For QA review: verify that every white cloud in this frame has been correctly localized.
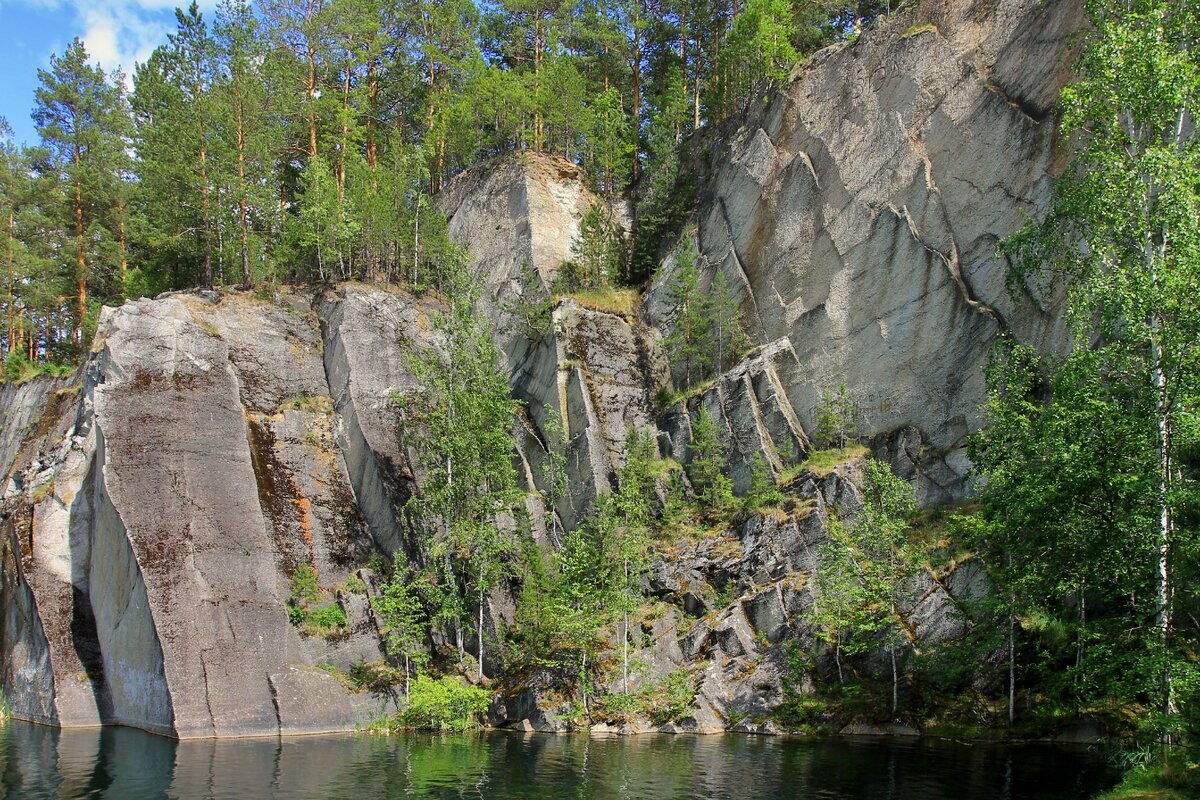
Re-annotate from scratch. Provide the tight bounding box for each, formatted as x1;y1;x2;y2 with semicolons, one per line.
34;0;220;83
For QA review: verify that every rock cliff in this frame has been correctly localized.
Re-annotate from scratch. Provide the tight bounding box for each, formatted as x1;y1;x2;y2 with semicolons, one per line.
648;0;1084;504
0;0;1081;737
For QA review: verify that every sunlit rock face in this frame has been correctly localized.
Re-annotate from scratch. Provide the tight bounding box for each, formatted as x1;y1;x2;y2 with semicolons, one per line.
0;0;1083;737
648;0;1084;504
1;293;398;737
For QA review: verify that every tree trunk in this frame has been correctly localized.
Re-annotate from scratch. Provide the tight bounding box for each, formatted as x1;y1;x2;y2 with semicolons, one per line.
478;582;485;682
200;143;213;288
622;610;629;694
630;4;642;184
534;18;544;152
1148;225;1176;733
307;46;318;158
1076;589;1085;675
236;100;252;290
6;205;14;354
117;214;128;291
890;641;898;717
366;63;379;169
1008;613;1015;726
581;652;590;717
337;66;351;203
73;152;86;347
835;633;844;684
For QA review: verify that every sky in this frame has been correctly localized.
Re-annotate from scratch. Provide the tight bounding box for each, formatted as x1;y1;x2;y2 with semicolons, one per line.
0;0;216;145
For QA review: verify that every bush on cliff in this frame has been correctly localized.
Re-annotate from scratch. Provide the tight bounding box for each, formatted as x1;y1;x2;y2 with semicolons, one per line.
396;676;491;732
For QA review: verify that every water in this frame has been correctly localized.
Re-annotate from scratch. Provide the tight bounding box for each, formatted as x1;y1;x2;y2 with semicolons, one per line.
0;720;1115;799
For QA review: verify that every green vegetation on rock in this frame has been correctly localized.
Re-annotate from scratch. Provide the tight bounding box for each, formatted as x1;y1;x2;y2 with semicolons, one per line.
394;675;491;732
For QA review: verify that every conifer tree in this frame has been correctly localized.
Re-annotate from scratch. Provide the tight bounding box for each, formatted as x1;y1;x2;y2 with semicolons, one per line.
687;406;734;521
34;38;130;347
215;0;284;289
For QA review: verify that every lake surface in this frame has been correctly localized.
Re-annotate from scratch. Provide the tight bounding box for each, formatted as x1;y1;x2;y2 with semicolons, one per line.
0;720;1115;799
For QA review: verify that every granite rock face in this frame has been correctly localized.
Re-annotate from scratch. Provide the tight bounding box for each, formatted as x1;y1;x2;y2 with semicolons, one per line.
0;293;403;737
0;0;1081;737
647;0;1085;504
587;460;983;732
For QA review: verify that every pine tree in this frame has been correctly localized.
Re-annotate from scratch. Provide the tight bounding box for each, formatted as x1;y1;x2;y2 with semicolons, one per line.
215;0;284;290
562;200;623;290
687;406;733;522
34;38;130;347
661;240;710;389
712;0;798;120
815;381;857;449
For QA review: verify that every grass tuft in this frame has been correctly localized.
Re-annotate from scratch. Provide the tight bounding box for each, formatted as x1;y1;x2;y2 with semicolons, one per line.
779;445;870;483
555;287;639;317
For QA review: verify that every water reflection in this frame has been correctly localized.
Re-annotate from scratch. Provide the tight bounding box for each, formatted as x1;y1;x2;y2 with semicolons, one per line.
0;721;1113;799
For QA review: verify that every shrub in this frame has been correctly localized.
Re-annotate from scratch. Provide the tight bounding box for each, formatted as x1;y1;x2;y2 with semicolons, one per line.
286;563;347;637
640;668;697;724
306;603;347;631
348;660;405;694
397;675;491;731
596;668;698;725
289;564;322;606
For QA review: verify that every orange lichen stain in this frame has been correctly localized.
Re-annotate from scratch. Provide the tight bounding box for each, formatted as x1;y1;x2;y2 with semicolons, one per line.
296;495;315;563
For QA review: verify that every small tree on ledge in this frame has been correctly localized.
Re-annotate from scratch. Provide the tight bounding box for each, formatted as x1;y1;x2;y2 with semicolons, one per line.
815;381;858;449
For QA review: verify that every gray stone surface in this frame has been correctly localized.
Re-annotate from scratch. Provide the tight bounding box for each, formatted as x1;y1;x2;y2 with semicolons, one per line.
647;0;1084;505
0;0;1083;738
0;292;404;737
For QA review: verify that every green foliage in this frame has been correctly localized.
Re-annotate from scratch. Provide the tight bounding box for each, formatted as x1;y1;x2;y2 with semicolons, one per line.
499;260;552;341
712;0;799;119
372;553;429;691
396;675;491;731
807;460;920;711
975;0;1200;747
518;429;659;705
306;602;348;631
630;161;697;286
289;563;322;605
347;660;406;695
743;453;784;513
779;444;870;483
539;405;569;547
558;202;626;290
598;668;697;725
686;407;734;523
0;0;909;364
404;273;522;679
815;381;858;449
1093;751;1200;800
1;352;73;385
286;563;347;637
660;241;748;392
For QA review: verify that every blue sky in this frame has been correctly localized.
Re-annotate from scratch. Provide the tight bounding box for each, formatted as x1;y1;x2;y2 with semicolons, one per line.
0;0;216;145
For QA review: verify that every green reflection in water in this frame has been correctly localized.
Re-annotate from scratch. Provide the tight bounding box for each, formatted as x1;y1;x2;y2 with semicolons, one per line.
0;721;1114;800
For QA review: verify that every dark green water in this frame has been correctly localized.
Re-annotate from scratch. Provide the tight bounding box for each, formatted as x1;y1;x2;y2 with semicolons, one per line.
0;720;1115;799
